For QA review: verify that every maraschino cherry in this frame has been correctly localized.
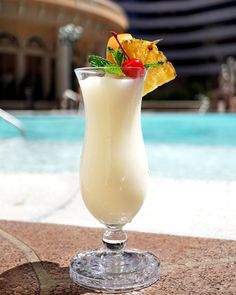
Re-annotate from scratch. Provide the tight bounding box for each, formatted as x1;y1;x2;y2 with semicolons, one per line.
109;31;145;78
121;58;145;78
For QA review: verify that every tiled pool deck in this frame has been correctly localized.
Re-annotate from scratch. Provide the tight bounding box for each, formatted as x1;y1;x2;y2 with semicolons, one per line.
1;174;236;294
0;220;236;294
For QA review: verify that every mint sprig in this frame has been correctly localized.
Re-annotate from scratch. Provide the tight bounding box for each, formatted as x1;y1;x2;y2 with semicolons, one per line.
88;55;113;67
88;54;165;76
144;61;164;68
107;47;126;66
88;55;124;76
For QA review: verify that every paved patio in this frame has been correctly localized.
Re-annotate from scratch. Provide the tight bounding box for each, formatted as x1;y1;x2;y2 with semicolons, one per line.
1;173;236;294
0;220;236;294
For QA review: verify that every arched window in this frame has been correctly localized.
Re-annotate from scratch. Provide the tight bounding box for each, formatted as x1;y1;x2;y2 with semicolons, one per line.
26;36;46;51
25;36;46;78
0;32;19;100
20;36;46;106
0;32;19;47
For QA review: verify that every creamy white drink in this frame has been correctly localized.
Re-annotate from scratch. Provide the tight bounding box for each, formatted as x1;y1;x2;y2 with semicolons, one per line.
70;31;174;290
79;73;148;225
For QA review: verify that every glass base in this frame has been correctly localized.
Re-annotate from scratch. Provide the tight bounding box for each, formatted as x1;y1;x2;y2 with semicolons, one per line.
69;248;160;293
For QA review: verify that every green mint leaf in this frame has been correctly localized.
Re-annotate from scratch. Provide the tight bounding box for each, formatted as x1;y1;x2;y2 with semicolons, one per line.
88;55;124;76
107;47;118;64
88;55;113;67
107;47;126;66
144;61;164;69
116;48;126;66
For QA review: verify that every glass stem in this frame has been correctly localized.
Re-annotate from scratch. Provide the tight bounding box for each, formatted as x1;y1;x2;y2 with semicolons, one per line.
103;225;127;252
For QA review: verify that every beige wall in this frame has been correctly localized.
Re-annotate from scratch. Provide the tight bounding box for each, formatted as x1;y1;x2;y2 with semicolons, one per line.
0;19;57;50
0;0;128;109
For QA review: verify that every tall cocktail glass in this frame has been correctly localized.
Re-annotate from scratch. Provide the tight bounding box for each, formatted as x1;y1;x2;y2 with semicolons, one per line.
70;67;160;293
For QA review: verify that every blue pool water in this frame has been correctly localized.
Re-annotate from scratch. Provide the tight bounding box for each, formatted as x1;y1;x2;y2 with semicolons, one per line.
1;113;236;146
0;113;236;180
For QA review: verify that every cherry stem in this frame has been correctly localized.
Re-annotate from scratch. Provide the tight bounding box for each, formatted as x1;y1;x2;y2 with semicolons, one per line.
108;31;131;60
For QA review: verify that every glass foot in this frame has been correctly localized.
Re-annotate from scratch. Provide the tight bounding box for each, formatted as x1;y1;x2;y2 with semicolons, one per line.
70;248;160;293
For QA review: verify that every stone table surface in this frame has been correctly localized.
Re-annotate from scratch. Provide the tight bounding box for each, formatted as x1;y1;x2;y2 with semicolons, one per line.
0;220;236;295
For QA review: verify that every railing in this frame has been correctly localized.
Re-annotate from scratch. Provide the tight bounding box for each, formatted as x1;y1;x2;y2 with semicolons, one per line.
0;108;25;136
129;5;236;28
142;97;210;113
61;89;82;110
197;95;210;113
121;0;234;13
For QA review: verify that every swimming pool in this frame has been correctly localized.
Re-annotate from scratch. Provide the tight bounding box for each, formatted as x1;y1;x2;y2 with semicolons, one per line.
1;112;236;145
0;112;236;181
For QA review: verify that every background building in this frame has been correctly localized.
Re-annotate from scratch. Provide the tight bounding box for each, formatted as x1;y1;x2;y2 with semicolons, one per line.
0;0;128;110
116;0;236;105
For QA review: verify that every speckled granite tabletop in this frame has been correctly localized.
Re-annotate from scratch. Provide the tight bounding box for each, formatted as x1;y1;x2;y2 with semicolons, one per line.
0;220;236;294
